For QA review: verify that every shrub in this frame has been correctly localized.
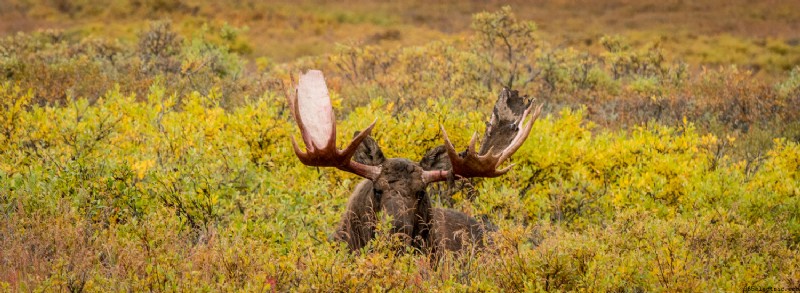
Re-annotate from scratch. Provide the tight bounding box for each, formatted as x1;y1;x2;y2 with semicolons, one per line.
2;5;800;291
1;84;798;290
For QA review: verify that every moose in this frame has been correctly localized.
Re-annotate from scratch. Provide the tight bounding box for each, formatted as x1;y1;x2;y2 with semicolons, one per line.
288;70;542;254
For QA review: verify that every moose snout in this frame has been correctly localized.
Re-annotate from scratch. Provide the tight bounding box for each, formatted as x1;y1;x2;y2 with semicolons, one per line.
390;217;414;243
379;199;416;239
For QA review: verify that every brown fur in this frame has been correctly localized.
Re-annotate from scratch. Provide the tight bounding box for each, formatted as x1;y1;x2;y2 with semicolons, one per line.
331;150;485;254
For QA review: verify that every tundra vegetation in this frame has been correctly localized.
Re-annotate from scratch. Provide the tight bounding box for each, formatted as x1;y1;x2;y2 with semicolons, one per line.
1;1;799;292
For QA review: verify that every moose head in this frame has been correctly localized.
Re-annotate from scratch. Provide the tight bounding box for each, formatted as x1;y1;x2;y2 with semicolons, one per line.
288;70;542;253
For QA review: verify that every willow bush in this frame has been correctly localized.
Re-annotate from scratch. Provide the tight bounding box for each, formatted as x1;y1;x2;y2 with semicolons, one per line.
1;80;798;291
1;5;799;292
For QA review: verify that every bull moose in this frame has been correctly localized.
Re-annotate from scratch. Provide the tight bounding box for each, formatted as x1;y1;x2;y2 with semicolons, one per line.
288;70;542;254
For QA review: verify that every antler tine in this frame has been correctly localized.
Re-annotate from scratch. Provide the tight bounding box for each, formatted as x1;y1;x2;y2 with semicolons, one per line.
440;125;459;164
468;132;479;154
337;120;381;179
288;70;381;180
339;119;377;160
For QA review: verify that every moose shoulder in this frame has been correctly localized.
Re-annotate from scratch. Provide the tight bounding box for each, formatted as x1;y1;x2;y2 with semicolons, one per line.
288;70;542;254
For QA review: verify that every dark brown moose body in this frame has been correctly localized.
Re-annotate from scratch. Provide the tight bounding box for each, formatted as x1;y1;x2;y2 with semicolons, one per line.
288;70;542;254
330;158;486;253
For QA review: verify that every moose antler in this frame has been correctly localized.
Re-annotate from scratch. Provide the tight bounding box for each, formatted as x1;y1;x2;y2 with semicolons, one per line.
288;70;381;180
422;88;543;183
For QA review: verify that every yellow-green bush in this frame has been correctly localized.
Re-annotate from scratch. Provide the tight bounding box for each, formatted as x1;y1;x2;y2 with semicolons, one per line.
1;80;798;291
2;3;800;292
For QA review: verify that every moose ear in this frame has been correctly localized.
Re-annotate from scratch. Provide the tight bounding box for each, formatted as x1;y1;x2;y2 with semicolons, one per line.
352;131;386;166
419;145;452;171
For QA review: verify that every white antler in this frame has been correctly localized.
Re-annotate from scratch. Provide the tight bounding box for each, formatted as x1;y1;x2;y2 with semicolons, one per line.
288;70;381;180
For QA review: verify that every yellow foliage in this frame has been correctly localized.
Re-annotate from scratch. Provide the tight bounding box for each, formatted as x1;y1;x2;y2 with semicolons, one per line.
1;3;800;290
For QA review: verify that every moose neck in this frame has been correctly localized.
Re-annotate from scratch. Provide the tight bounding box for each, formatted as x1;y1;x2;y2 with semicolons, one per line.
410;191;434;254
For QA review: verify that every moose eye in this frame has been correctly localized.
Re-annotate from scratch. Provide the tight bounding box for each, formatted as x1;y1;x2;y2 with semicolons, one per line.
415;190;425;199
373;189;383;202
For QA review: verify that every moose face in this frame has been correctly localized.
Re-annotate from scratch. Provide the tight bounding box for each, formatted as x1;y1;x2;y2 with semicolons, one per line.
370;158;428;239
